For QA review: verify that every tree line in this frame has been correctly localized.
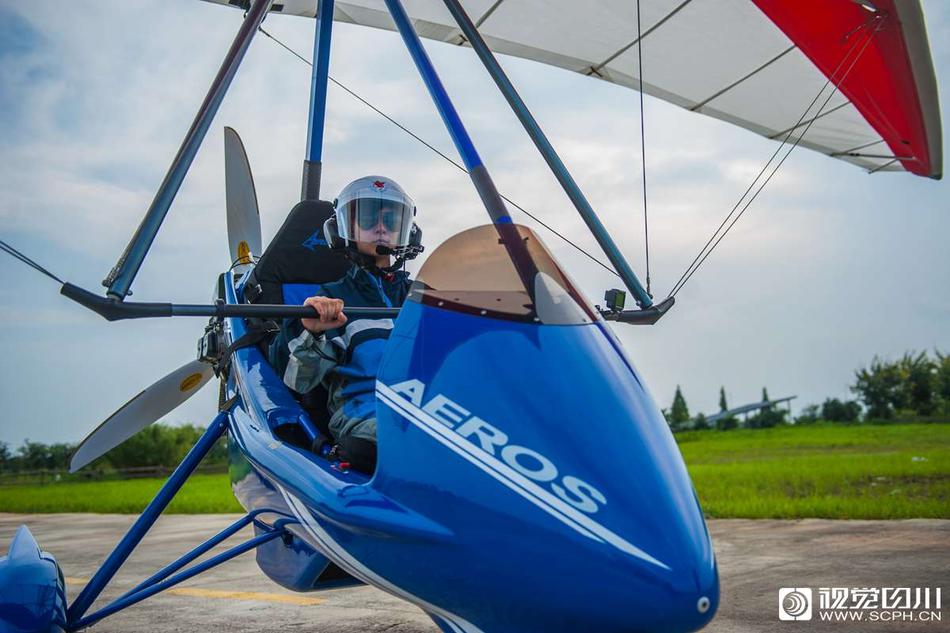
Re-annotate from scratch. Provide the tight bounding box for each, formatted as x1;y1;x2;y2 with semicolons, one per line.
0;424;228;474
3;350;947;470
665;349;950;432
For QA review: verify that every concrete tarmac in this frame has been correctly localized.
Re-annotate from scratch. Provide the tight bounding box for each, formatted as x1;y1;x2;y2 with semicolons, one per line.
1;514;947;632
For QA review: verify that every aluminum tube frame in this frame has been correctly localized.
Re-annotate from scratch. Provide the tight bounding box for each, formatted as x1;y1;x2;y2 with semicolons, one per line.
61;281;399;322
441;0;653;309
302;0;335;200
383;0;512;225
69;529;284;631
105;0;274;299
66;412;230;622
117;511;268;601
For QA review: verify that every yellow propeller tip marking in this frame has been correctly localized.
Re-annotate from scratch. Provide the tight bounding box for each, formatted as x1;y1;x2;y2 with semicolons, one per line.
179;373;204;392
237;240;252;264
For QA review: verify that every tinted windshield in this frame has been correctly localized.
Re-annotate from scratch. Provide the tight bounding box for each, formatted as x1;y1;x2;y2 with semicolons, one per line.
409;224;598;325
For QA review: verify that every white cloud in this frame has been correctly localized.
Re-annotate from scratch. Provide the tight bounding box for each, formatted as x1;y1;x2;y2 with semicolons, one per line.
0;0;948;447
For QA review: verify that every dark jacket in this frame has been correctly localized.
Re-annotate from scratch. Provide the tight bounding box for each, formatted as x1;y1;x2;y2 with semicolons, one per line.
269;265;411;444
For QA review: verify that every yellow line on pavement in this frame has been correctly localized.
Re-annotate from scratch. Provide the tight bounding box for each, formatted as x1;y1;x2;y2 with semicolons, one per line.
64;577;324;606
166;587;325;605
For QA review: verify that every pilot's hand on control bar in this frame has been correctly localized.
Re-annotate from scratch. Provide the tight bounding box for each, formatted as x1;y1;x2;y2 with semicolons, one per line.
301;296;347;333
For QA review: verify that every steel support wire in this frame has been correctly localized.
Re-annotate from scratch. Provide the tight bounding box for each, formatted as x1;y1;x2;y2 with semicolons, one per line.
0;239;63;284
441;0;653;308
667;16;884;298
636;0;651;297
384;0;545;295
257;26;620;279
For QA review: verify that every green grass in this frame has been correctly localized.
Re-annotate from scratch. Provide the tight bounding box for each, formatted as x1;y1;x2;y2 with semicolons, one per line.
0;474;241;514
1;424;948;518
678;423;950;519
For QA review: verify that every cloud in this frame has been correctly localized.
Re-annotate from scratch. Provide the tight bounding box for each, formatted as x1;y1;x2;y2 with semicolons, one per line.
0;0;948;447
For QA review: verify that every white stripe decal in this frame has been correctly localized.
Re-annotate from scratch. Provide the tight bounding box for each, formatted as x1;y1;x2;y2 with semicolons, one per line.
376;389;601;544
277;487;480;633
376;382;670;570
283;329;314;387
328;318;394;350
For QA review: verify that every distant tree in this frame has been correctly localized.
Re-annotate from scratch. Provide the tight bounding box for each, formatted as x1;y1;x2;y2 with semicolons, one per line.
719;387;728;413
753;386;775;424
898;352;938;416
852;356;904;419
0;442;10;472
746;407;787;429
693;413;710;431
821;398;861;423
105;424;226;469
716;416;738;431
938;351;950;415
668;386;691;431
795;404;821;425
15;440;75;471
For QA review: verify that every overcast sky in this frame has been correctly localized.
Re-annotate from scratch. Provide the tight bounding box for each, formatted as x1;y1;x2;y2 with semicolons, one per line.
1;0;948;448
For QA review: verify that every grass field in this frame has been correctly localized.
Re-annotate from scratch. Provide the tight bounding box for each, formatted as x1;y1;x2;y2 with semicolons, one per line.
679;423;949;519
0;474;242;514
0;423;947;518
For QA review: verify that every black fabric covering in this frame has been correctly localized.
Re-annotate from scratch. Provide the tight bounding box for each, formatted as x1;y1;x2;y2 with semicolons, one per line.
246;200;349;305
246;199;348;450
339;436;377;475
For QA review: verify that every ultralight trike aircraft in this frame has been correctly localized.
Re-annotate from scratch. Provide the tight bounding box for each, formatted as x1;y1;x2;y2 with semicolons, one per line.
0;0;941;632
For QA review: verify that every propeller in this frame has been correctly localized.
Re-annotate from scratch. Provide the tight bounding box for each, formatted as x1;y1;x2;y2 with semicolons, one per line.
69;127;262;472
225;126;262;272
70;127;260;472
69;360;214;472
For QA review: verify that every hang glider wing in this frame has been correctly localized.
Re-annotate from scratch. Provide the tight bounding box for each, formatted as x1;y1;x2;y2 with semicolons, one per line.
199;0;941;179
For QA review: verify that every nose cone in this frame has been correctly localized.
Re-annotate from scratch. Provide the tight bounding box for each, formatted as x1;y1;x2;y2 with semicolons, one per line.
377;305;719;632
555;361;720;631
552;325;720;631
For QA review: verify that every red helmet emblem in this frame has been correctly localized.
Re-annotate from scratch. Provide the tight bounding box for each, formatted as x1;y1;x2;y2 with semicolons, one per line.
373;180;386;190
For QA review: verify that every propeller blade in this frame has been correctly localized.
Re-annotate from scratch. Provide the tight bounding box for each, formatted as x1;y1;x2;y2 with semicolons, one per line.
224;126;262;270
69;360;214;473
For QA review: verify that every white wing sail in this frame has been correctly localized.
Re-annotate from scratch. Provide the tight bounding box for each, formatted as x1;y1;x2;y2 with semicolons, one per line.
198;0;941;179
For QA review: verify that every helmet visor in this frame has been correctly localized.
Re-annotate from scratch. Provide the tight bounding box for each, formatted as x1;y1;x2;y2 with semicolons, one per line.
339;196;413;248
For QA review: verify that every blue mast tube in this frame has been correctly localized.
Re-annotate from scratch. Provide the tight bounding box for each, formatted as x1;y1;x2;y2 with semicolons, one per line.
302;0;335;201
440;0;653;308
105;0;274;299
66;412;229;622
383;0;511;225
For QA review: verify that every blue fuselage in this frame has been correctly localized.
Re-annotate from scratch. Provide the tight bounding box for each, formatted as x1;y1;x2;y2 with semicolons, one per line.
223;269;718;633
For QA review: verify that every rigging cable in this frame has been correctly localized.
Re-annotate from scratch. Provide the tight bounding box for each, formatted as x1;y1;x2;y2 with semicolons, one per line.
258;26;621;279
667;15;884;298
0;239;64;284
636;0;651;296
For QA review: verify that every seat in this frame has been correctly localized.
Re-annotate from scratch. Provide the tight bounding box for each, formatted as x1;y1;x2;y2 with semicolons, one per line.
245;199;350;441
245;199;349;305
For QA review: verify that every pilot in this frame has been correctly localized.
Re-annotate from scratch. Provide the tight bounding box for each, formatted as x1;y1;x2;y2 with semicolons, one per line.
269;176;422;474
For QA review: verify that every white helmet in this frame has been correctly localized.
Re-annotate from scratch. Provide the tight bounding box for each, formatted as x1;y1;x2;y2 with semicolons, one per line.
333;176;416;249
